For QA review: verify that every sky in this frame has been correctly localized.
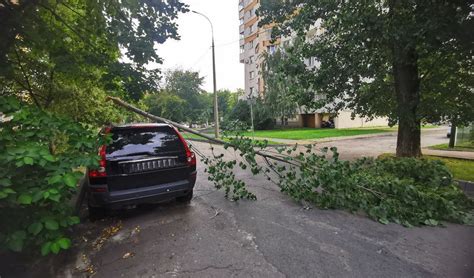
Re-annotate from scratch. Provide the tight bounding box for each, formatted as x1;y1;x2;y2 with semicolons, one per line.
154;0;243;92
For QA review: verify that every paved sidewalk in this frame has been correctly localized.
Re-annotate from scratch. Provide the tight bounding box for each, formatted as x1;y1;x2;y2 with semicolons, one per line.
422;148;474;160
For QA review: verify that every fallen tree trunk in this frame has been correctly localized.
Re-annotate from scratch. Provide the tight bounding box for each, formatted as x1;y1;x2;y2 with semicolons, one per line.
106;96;298;166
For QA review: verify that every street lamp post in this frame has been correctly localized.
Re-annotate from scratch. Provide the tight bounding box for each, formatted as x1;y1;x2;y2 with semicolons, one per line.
192;10;220;138
247;94;255;133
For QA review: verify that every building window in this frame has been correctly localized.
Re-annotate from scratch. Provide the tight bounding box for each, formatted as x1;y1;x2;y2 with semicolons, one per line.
251;8;256;17
240;45;245;53
240;33;244;40
240;18;244;25
249;55;254;63
250;24;256;33
250;87;255;95
267;45;276;54
249;71;255;79
247;40;253;49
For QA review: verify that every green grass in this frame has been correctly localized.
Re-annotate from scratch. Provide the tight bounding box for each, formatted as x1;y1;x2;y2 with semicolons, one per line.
379;153;474;182
182;124;443;142
181;132;212;140
428;141;474;152
239;128;391;140
181;132;280;145
424;156;474;182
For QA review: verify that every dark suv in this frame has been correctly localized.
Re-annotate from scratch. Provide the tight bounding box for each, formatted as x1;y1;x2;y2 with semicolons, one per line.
87;123;196;215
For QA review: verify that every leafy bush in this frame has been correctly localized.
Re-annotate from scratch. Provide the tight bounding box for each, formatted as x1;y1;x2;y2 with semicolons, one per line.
221;120;249;133
204;137;473;226
0;97;103;255
226;99;275;130
277;147;473;226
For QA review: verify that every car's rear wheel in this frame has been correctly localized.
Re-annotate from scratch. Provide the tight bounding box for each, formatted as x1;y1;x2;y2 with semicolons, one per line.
176;190;193;203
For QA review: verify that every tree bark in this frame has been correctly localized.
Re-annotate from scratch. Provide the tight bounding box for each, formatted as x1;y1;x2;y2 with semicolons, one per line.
393;46;422;157
448;124;456;148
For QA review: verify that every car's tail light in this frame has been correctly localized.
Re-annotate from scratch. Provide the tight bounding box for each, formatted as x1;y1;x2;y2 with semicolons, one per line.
89;145;107;178
174;127;196;167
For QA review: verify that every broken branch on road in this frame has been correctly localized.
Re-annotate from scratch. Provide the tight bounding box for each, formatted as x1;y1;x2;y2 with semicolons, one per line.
107;96;474;227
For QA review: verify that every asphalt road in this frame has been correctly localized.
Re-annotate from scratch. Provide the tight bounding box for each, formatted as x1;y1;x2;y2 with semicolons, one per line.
47;129;474;277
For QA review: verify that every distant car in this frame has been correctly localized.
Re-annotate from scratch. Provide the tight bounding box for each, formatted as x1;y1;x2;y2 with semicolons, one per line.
321;120;335;128
87;123;197;217
447;125;451;138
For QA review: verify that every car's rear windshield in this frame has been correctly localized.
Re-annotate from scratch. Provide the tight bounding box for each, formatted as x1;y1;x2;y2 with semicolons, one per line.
106;126;183;157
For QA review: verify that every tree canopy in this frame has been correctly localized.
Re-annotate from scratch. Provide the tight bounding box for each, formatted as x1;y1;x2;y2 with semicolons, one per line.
164;69;205;122
261;50;301;123
0;0;187;254
259;0;474;157
0;0;188;124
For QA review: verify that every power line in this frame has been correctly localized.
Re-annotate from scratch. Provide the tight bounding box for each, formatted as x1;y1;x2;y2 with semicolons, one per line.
189;47;211;69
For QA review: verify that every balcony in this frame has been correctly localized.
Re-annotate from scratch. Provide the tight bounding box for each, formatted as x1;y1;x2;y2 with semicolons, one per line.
243;0;258;12
239;9;244;19
239;24;245;34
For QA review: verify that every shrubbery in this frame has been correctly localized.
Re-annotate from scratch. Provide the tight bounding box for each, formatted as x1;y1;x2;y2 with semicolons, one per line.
225;99;275;130
205;137;473;226
0;97;103;255
278;149;473;226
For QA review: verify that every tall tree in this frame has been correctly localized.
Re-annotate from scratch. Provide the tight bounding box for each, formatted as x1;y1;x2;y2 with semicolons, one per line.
165;69;205;122
261;50;301;124
141;92;187;123
259;0;473;157
217;89;239;116
0;0;187;123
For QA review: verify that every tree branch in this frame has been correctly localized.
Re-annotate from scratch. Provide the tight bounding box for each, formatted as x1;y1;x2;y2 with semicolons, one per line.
13;46;42;108
107;96;301;167
38;3;98;51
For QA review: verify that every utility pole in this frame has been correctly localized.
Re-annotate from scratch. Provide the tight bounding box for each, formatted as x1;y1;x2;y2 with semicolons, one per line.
192;10;220;138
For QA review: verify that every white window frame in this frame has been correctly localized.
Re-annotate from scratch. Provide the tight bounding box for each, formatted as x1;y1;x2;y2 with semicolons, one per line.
249;71;256;79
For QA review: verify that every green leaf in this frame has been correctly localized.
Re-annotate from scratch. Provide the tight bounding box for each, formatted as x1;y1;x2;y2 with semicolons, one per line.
50;242;60;254
28;222;43;235
42;154;55;162
48;175;63;185
57;238;71;250
44;219;59;231
7;238;24;252
0;178;12;186
32;191;44;203
0;192;7;199
63;174;77;188
3;188;16;194
49;194;61;202
17;194;33;205
378;218;389;225
41;242;52;256
68;216;80;225
23;157;34;165
424;219;439;226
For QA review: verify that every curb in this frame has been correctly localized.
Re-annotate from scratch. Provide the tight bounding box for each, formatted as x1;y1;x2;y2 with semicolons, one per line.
456;180;474;194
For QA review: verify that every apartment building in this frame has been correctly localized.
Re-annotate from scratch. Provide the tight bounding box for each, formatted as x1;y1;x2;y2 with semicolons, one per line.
238;0;279;98
238;1;388;129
